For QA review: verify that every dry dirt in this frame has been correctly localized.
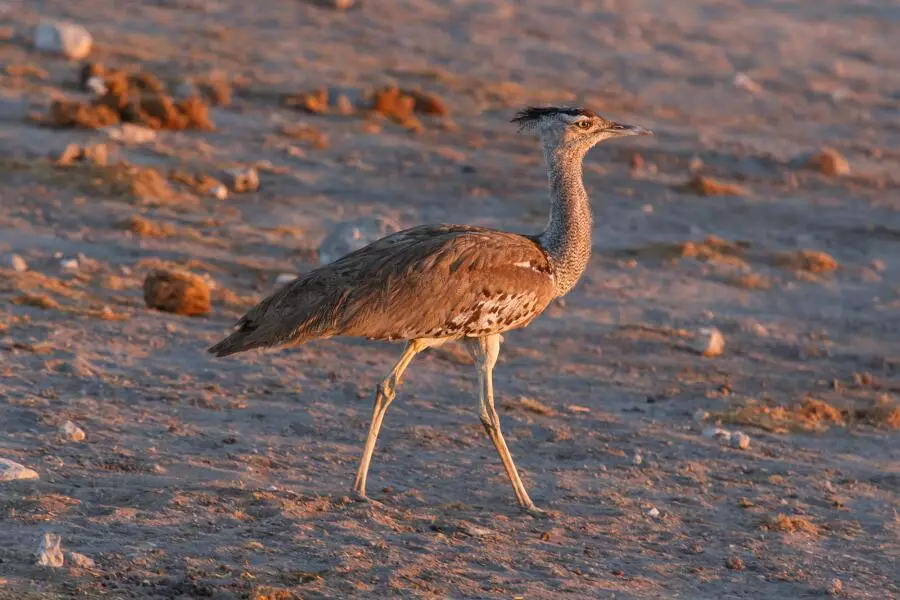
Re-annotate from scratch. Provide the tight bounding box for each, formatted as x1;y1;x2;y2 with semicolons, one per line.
2;1;900;599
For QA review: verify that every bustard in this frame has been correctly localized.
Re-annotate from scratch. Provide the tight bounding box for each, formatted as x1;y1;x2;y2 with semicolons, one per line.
208;106;652;514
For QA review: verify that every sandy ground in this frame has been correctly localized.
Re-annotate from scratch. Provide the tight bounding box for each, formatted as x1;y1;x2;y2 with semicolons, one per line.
2;0;900;598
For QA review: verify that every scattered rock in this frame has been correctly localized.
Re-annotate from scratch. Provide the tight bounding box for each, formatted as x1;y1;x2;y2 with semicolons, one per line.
646;507;660;518
224;167;260;193
67;551;95;569
806;148;850;176
104;123;157;145
733;72;762;94
692;409;709;423
59;258;79;270
57;142;109;166
773;250;838;274
318;216;403;265
2;253;28;272
677;174;747;197
632;453;643;466
0;458;39;481
36;533;64;567
143;269;212;317
730;431;751;450
725;555;745;570
211;184;228;200
459;523;493;538
828;577;843;596
59;420;85;442
33;21;93;60
702;428;734;447
690;327;725;357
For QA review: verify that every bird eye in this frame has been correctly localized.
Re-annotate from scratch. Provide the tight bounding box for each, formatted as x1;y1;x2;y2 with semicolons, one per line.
575;120;592;130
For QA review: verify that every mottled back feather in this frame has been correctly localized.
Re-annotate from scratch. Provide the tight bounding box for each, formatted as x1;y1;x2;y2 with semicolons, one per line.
208;225;557;356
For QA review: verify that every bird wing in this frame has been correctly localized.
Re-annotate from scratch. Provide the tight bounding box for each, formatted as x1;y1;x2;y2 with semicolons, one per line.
208;225;557;356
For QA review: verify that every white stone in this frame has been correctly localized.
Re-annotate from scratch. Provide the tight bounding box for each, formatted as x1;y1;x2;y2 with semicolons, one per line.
318;216;402;265
733;72;762;94
36;533;64;567
702;427;732;443
691;327;725;357
2;253;27;272
0;458;39;481
632;453;643;466
34;21;93;60
85;75;107;96
59;258;79;270
104;124;157;145
647;507;661;518
67;551;95;568
275;273;298;285
60;420;86;442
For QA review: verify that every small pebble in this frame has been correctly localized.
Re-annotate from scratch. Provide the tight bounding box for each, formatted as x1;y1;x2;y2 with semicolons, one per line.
647;507;660;518
60;420;85;442
265;484;278;492
692;408;709;423
67;551;95;569
59;258;79;270
733;72;762;94
210;184;228;200
2;253;28;272
105;123;157;145
828;577;843;596
806;148;850;176
702;427;732;442
725;555;745;570
632;453;643;466
224;167;260;193
0;458;39;481
36;533;64;568
460;523;493;538
690;327;725;357
730;431;751;450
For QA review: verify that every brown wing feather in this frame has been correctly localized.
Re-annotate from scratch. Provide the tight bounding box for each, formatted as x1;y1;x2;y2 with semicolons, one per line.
207;225;556;356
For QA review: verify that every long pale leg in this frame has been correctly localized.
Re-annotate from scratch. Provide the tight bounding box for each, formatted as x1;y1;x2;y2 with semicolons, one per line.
352;340;423;499
469;334;543;514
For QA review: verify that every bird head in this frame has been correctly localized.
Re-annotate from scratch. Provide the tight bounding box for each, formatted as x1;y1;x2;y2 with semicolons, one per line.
512;106;652;153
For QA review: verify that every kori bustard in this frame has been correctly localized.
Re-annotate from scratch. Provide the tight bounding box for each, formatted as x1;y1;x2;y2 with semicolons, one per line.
209;106;652;514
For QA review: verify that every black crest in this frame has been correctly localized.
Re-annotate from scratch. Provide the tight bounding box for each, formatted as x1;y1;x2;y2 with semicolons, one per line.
511;106;596;126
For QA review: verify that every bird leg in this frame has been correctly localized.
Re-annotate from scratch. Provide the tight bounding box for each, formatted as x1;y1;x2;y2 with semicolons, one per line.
352;340;423;500
469;334;543;514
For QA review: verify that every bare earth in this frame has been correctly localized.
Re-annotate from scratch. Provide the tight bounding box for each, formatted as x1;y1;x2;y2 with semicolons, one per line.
2;0;900;598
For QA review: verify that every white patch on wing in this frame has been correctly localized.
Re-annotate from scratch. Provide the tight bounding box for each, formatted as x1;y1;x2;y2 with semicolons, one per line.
447;292;538;331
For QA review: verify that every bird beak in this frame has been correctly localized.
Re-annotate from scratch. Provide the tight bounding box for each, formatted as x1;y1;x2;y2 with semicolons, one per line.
607;123;653;137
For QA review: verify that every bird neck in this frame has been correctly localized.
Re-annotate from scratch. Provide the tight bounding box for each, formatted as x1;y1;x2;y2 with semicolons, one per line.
539;144;592;296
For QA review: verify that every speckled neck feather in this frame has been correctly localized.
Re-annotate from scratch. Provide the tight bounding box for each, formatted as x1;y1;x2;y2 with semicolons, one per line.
538;142;592;297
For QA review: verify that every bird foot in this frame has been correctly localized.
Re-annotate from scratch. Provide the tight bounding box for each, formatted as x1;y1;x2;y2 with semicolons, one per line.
523;505;552;519
350;490;385;510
